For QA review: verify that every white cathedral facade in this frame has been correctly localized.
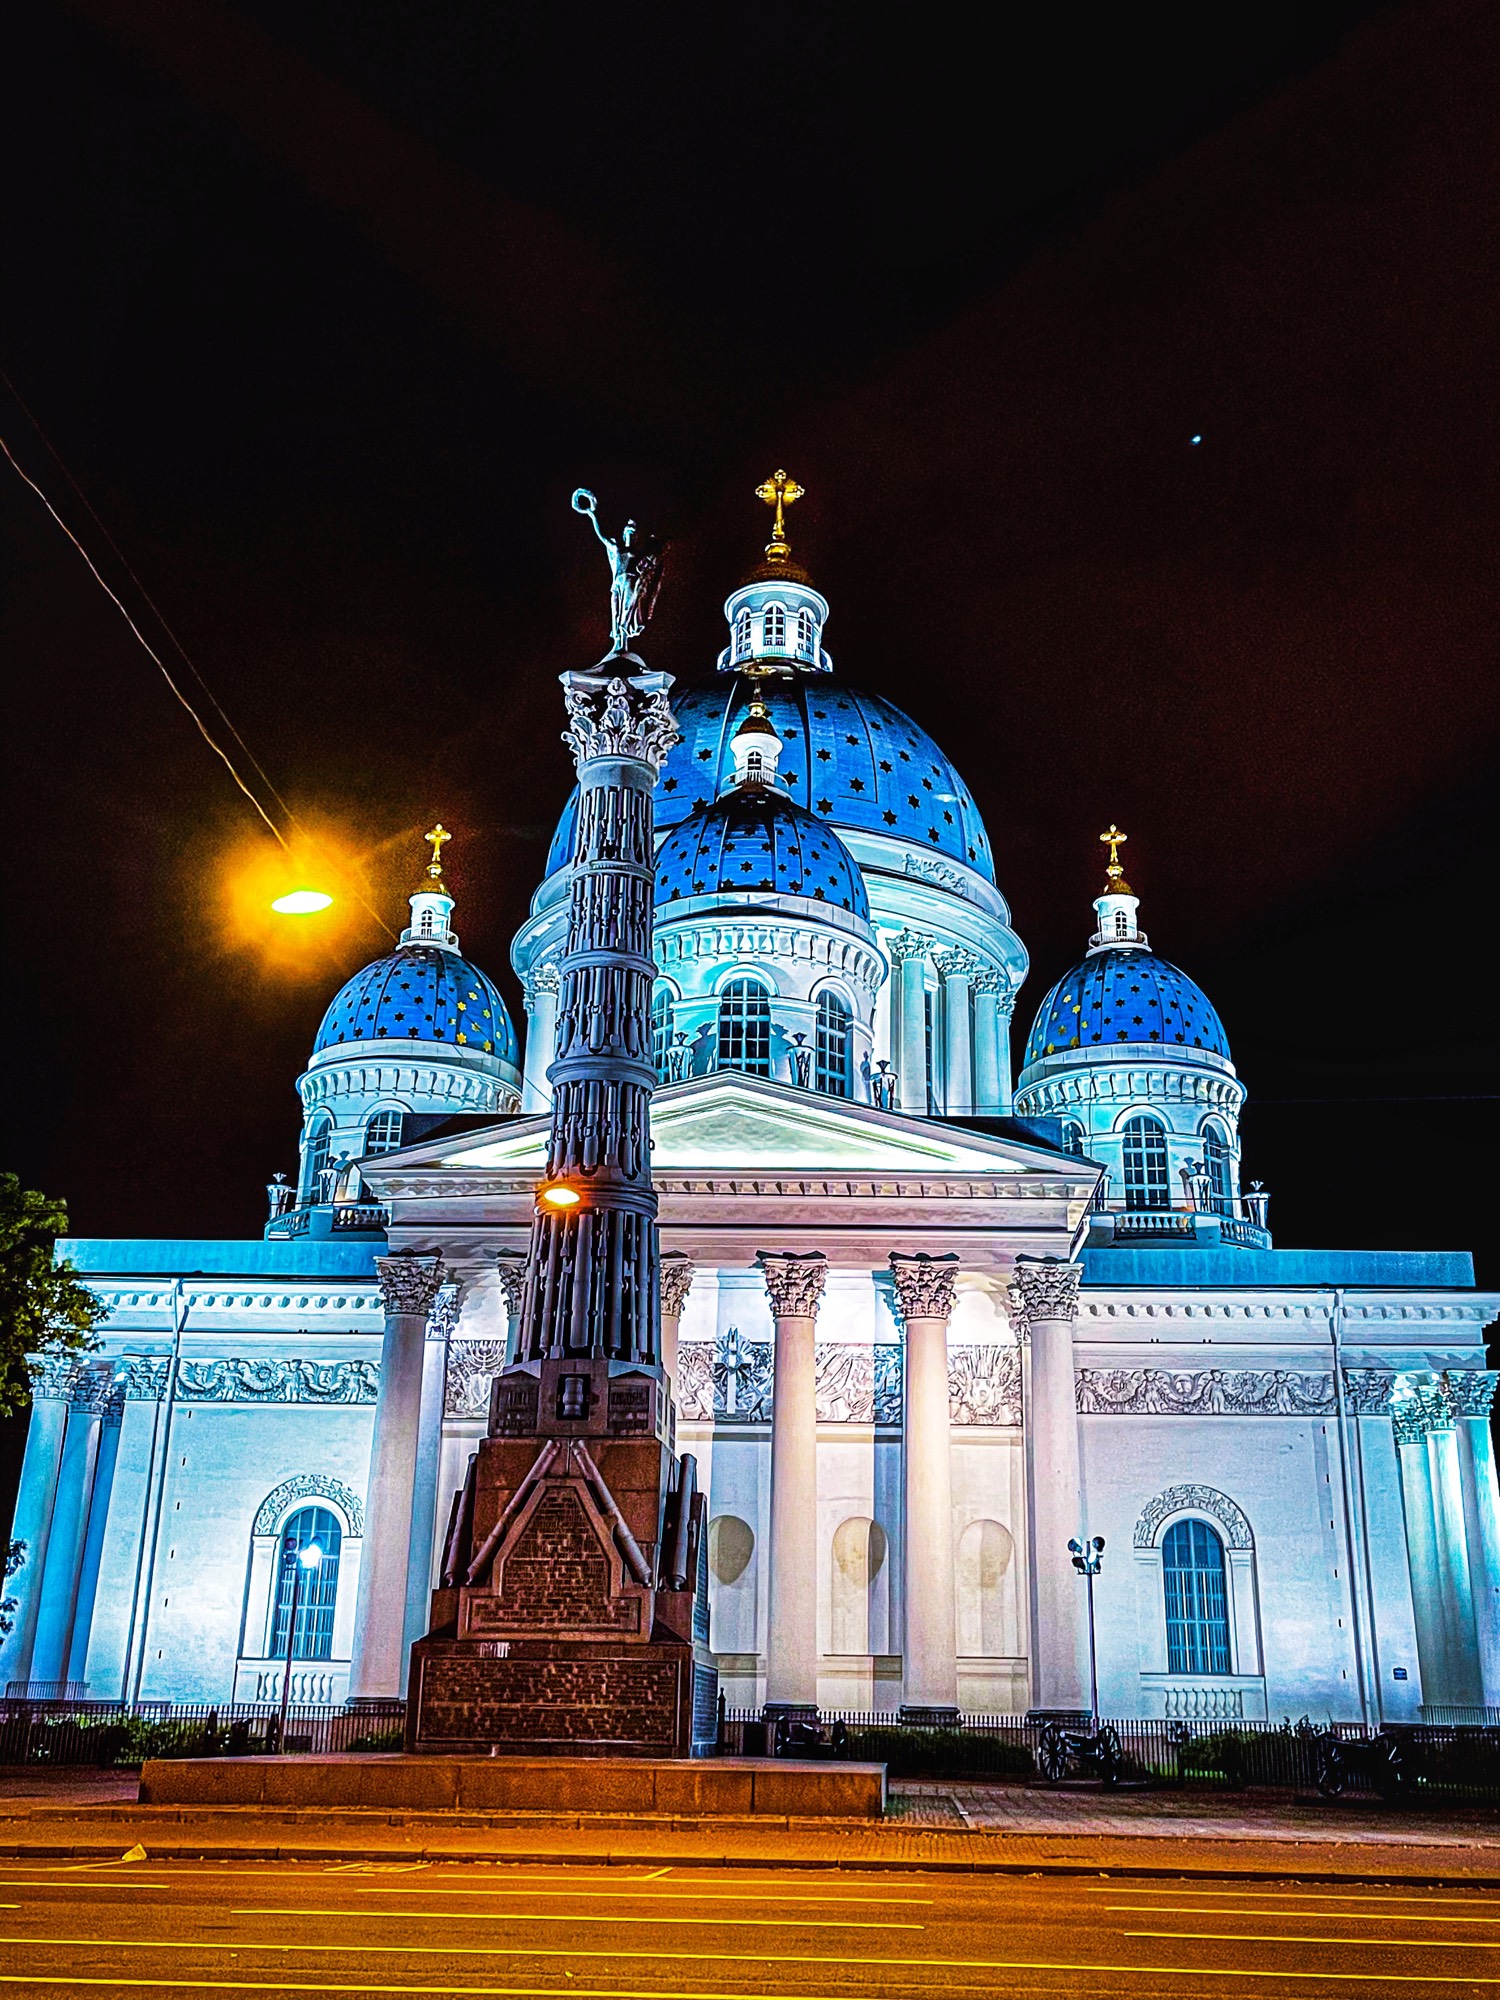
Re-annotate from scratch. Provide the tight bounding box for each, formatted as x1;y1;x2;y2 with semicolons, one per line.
5;515;1498;1729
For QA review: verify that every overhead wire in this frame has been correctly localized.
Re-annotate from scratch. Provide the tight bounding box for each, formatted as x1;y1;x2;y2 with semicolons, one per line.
0;384;398;939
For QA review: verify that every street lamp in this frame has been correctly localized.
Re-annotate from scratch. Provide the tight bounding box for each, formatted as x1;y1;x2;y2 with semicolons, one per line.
276;1537;324;1754
1069;1535;1106;1721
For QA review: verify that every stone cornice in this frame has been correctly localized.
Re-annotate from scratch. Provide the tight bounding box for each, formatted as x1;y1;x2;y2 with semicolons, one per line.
377;1171;1089;1203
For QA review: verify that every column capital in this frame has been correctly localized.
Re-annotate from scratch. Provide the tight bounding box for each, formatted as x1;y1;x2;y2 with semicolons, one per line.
933;948;983;982
26;1355;80;1402
1392;1403;1427;1448
888;1252;960;1324
1011;1256;1083;1325
561;668;680;776
1447;1369;1499;1420
376;1249;447;1318
660;1253;696;1318
757;1251;828;1320
493;1253;529;1316
887;928;933;966
526;962;560;1004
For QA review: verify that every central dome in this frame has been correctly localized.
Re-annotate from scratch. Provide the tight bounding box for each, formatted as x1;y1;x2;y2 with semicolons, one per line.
545;672;994;885
656;788;869;918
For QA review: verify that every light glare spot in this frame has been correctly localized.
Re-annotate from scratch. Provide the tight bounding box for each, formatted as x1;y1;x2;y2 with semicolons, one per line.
272;888;335;915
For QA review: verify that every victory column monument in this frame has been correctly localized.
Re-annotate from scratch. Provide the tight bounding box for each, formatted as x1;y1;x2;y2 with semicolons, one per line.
407;493;719;1757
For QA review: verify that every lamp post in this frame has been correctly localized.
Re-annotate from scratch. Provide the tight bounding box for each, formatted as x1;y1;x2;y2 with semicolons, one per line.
276;1536;324;1754
1069;1535;1106;1721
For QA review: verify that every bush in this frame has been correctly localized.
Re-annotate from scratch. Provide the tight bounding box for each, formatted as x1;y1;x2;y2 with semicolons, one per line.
347;1725;405;1753
840;1725;1033;1779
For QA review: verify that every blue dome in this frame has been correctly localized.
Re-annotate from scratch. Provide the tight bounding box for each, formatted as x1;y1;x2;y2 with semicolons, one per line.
1023;949;1230;1069
656;789;870;919
313;945;519;1064
545;673;994;884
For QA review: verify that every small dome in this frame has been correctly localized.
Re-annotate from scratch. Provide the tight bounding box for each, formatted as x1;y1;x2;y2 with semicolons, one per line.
1023;948;1230;1068
545;673;994;884
656;789;870;918
313;945;519;1063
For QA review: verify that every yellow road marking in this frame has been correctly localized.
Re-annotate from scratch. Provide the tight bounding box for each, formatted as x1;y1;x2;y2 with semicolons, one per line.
0;1874;923;1905
1112;1904;1500;1925
1088;1883;1500;1907
232;1907;921;1931
4;1960;1500;1990
1130;1930;1500;1952
641;1868;672;1880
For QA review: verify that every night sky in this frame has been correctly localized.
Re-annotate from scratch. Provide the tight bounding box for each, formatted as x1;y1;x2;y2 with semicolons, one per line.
3;0;1497;1306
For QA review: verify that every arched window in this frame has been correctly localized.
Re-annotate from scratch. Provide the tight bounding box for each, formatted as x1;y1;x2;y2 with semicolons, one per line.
1114;909;1129;936
796;607;816;659
363;1110;404;1157
268;1506;342;1661
1062;1121;1086;1157
763;603;786;650
651;986;674;1081
1121;1114;1170;1210
1202;1125;1233;1213
830;1517;889;1654
814;991;852;1097
716;979;771;1076
304;1119;331;1200
418;907;435;936
734;607;753;658
1162;1518;1231;1674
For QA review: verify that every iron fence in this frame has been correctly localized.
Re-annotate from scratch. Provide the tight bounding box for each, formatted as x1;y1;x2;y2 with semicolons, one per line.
720;1707;1500;1799
0;1699;406;1767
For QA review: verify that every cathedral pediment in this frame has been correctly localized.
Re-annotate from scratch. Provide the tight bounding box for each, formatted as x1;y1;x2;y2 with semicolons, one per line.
377;1072;1078;1180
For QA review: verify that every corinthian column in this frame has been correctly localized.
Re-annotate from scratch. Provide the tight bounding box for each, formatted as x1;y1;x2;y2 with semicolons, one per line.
1013;1257;1089;1716
494;1253;528;1367
760;1251;828;1716
890;1252;960;1722
1393;1395;1448;1703
29;1365;114;1690
1451;1371;1500;1706
1414;1375;1482;1705
350;1249;446;1700
520;964;560;1113
0;1360;75;1689
936;952;979;1116
889;932;931;1115
659;1254;695;1389
972;974;1013;1116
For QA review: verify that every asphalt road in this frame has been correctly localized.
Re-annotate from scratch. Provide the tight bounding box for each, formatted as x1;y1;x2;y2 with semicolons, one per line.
0;1855;1497;1996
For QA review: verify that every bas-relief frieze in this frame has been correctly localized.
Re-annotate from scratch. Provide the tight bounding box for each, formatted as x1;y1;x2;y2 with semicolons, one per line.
674;1339;1021;1427
1077;1367;1338;1417
175;1358;379;1404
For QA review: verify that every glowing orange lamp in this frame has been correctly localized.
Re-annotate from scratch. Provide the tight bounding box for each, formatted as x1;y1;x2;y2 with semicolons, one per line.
271;888;334;915
538;1182;582;1209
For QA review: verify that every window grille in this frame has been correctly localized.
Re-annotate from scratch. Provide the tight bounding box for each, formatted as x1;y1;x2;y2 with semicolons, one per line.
651;987;674;1081
797;608;816;659
269;1506;342;1661
763;603;786;649
814;991;852;1097
363;1110;404;1156
716;979;772;1076
1162;1517;1232;1674
1063;1121;1086;1157
734;608;752;658
1203;1126;1233;1213
1121;1114;1170;1210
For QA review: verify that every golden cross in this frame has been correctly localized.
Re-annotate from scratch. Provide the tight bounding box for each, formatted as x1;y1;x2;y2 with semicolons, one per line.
754;468;804;552
1099;824;1127;875
424;823;451;881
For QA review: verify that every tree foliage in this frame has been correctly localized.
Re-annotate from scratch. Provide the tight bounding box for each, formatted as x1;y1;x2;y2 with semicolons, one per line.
0;1173;106;1417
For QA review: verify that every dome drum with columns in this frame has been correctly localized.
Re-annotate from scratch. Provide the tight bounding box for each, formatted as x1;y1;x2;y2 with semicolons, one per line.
276;828;523;1231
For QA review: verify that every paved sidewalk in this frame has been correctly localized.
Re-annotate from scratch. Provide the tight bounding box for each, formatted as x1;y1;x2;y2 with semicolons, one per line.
2;1766;1500;1883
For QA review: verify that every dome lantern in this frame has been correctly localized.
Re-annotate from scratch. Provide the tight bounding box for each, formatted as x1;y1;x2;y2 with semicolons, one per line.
1089;824;1147;954
400;824;459;950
